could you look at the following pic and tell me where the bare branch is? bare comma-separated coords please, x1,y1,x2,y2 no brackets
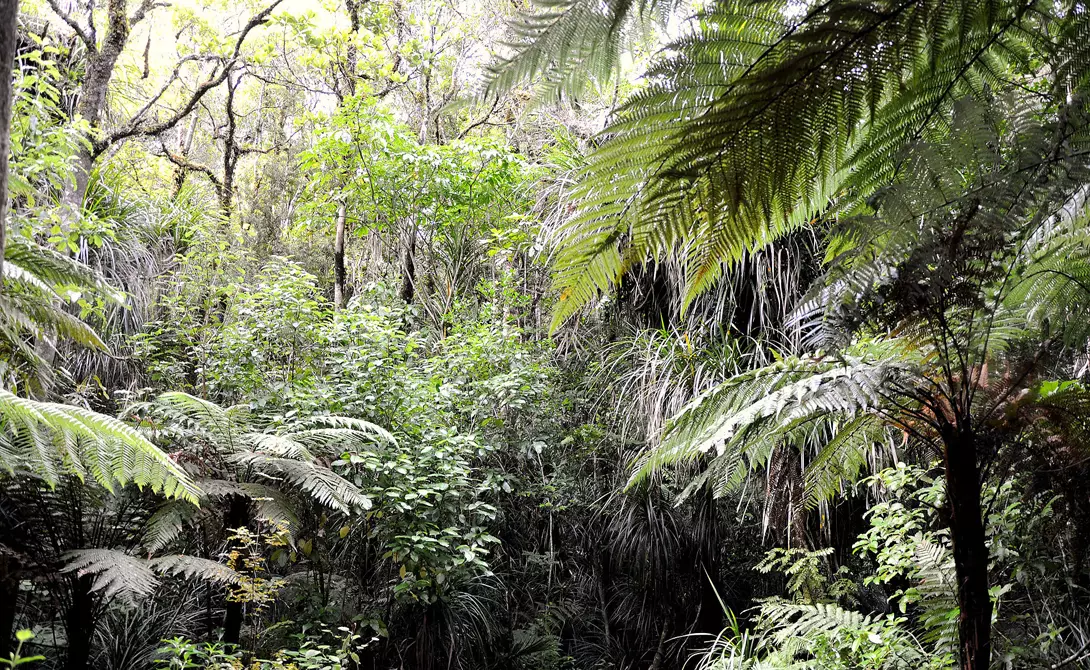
124,54,219,132
105,0,285,147
44,0,94,50
157,139,222,188
129,0,169,27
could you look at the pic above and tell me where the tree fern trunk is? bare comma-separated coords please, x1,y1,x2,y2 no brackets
943,427,992,670
334,202,348,309
64,575,96,670
222,495,249,646
0,554,17,659
0,0,17,289
399,223,416,304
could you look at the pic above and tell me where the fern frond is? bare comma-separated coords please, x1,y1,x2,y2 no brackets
485,0,679,98
229,451,371,512
0,390,200,503
144,499,200,553
151,554,241,585
62,548,160,601
548,0,1062,328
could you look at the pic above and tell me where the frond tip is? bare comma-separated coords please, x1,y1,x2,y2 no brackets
0,390,201,503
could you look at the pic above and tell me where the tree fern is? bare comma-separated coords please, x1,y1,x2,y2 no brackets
0,390,200,503
130,393,384,555
546,0,1080,328
485,0,680,98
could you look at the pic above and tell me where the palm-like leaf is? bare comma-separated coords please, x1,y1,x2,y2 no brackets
1,238,124,362
0,389,200,503
547,0,1078,327
62,549,241,603
486,0,680,97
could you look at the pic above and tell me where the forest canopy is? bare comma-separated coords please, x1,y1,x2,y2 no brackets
1,0,1090,669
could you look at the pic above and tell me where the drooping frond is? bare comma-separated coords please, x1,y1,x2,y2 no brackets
284,414,397,445
143,392,249,447
1,238,122,363
196,478,300,530
143,499,200,553
485,0,679,98
62,549,242,604
630,342,916,490
151,554,241,585
229,451,372,512
0,390,201,503
912,539,958,652
62,548,160,601
548,0,1065,328
4,238,121,299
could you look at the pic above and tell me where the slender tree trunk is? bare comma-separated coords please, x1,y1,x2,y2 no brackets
399,224,416,303
943,427,992,670
64,575,96,670
649,623,668,670
0,0,18,292
61,0,131,220
171,112,201,200
695,488,724,635
0,554,18,659
222,495,250,645
334,202,347,309
596,554,612,651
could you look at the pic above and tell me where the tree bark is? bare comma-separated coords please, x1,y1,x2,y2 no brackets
222,494,250,646
60,0,132,220
399,224,416,304
943,427,992,670
64,574,96,670
0,0,18,291
334,202,347,309
0,553,18,660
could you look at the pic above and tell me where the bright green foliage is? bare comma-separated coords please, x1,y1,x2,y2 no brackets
297,98,535,315
0,630,45,668
546,0,1090,326
485,0,679,97
0,389,199,502
154,638,243,669
335,427,501,603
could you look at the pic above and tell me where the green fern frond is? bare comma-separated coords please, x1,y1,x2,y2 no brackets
151,554,241,585
148,392,249,445
144,499,200,553
548,0,1064,328
0,390,200,503
229,451,372,513
485,0,679,98
196,478,300,530
61,548,160,601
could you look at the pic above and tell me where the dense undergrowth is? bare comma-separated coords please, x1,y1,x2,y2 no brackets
3,1,1090,669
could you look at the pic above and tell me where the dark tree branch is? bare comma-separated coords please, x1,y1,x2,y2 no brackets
44,0,94,50
129,0,168,27
157,139,223,188
104,0,284,148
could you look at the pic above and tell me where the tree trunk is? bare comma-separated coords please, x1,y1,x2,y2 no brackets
695,488,724,635
222,494,250,646
0,554,18,659
399,224,416,304
334,202,347,309
0,0,18,290
943,427,992,670
64,575,96,670
61,0,131,219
